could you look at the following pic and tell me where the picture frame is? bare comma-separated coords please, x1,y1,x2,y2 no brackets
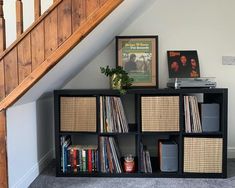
116,36,158,87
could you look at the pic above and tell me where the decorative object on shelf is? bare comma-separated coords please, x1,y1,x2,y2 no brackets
100,65,134,94
124,154,135,173
116,36,158,87
167,50,200,78
159,140,178,172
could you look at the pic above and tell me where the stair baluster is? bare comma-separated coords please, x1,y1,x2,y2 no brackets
34,0,41,20
16,0,23,37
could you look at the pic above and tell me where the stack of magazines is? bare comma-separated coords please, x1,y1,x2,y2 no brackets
100,96,129,133
99,136,122,173
184,96,202,133
140,143,152,173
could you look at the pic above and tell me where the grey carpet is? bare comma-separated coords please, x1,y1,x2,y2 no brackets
30,159,235,188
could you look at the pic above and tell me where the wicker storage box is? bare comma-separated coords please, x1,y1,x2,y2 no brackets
60,97,96,132
141,96,179,132
184,137,223,173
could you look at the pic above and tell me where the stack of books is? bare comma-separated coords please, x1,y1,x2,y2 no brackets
100,96,129,133
60,136,98,173
184,96,202,133
99,136,123,173
140,143,152,173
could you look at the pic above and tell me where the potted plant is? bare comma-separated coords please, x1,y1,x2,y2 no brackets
100,66,134,94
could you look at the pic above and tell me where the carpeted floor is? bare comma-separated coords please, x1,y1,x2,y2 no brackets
30,159,235,188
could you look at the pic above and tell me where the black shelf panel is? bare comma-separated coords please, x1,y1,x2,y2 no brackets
140,132,180,136
57,172,182,178
182,172,225,179
99,132,138,136
59,132,98,136
139,171,180,178
54,88,228,96
57,172,100,177
182,132,223,137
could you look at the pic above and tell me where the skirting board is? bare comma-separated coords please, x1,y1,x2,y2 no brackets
11,149,54,188
228,147,235,159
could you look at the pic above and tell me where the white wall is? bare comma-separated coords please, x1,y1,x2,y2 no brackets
7,97,54,188
64,0,235,157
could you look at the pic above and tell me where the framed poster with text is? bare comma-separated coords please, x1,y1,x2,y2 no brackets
116,36,158,87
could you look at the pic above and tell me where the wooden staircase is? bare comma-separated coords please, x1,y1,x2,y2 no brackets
0,0,123,187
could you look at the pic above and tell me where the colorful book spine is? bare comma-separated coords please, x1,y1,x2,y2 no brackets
88,149,92,173
82,149,86,172
73,149,77,173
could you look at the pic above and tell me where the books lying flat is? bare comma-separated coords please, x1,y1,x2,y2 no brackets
99,137,123,173
100,96,129,133
60,136,98,173
184,96,202,133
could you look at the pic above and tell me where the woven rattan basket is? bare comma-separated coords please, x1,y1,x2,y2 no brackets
141,96,179,132
60,97,96,132
184,137,223,173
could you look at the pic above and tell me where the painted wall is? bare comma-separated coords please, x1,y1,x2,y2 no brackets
7,97,54,188
64,0,235,157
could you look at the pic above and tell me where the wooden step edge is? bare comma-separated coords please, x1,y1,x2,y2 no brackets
0,0,124,111
0,0,63,60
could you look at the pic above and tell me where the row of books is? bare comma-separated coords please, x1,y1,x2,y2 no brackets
99,136,123,173
184,96,202,133
100,96,129,133
140,143,152,173
61,136,98,173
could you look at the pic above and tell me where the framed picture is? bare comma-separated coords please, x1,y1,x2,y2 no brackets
116,36,158,87
167,50,200,78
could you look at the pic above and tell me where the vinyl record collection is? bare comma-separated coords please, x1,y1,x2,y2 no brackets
100,96,129,133
184,96,202,133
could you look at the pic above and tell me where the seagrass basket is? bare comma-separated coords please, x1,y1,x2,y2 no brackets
60,97,96,132
141,96,179,132
184,137,223,173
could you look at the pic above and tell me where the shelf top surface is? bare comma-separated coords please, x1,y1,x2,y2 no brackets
54,88,228,96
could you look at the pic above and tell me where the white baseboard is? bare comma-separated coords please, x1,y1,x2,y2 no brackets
12,149,54,188
228,147,235,159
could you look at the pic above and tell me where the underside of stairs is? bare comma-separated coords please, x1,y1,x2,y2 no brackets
0,0,123,187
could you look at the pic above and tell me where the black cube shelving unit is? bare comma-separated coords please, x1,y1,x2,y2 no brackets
54,88,228,178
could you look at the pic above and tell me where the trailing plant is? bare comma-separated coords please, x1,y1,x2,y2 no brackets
100,66,134,95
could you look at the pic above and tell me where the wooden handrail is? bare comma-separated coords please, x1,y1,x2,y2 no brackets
16,0,23,37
